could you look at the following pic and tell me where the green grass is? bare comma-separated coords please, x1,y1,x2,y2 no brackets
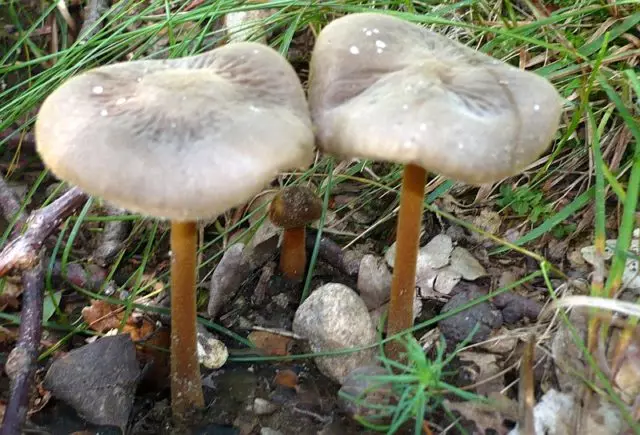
1,0,639,432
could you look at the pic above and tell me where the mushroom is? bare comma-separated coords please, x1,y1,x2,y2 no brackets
268,185,322,281
35,41,314,419
308,13,562,357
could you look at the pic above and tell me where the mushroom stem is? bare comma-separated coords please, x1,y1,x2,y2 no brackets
386,164,427,358
169,221,205,419
280,227,306,281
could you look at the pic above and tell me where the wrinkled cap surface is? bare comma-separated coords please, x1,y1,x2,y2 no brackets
268,186,323,229
36,42,314,221
309,13,563,184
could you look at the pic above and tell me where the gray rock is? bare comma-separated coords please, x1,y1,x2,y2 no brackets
253,397,278,415
293,283,376,384
433,266,462,294
43,334,140,431
419,234,454,269
449,247,487,280
357,254,392,309
207,243,250,318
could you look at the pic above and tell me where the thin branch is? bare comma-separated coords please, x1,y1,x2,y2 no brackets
77,0,111,41
0,187,88,277
0,254,45,435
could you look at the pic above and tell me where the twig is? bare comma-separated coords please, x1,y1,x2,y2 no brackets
78,0,111,41
92,205,130,267
251,325,303,340
0,254,45,435
0,173,27,235
0,187,88,277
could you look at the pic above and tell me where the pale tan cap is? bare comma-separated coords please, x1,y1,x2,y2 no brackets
36,42,314,221
309,13,563,184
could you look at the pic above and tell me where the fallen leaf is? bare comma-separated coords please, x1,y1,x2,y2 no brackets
249,330,294,356
459,351,504,397
445,395,514,435
137,326,170,388
0,279,22,311
81,300,154,342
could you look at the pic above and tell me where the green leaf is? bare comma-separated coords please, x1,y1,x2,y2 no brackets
42,291,62,323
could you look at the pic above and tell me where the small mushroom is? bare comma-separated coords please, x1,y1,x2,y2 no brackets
35,42,314,419
308,13,562,357
268,185,322,282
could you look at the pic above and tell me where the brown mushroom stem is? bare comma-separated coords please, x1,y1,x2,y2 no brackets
280,226,306,281
386,164,427,358
170,221,205,418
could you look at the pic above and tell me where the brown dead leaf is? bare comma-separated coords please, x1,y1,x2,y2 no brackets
248,330,293,357
0,326,17,347
0,279,22,311
459,352,505,397
137,326,170,390
274,369,298,389
445,393,516,435
81,300,154,342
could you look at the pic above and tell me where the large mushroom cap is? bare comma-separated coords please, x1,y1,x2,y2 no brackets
36,42,314,221
309,13,563,184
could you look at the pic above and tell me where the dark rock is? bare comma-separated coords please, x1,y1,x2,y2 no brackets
43,334,141,431
439,287,502,345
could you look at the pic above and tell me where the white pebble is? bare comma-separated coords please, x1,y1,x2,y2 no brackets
92,86,104,94
349,46,360,55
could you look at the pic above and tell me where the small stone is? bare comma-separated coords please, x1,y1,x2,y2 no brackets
272,293,289,308
433,266,462,294
260,428,283,435
293,283,376,384
197,325,228,369
357,254,392,309
388,234,454,270
449,247,486,280
343,249,366,276
253,397,278,415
